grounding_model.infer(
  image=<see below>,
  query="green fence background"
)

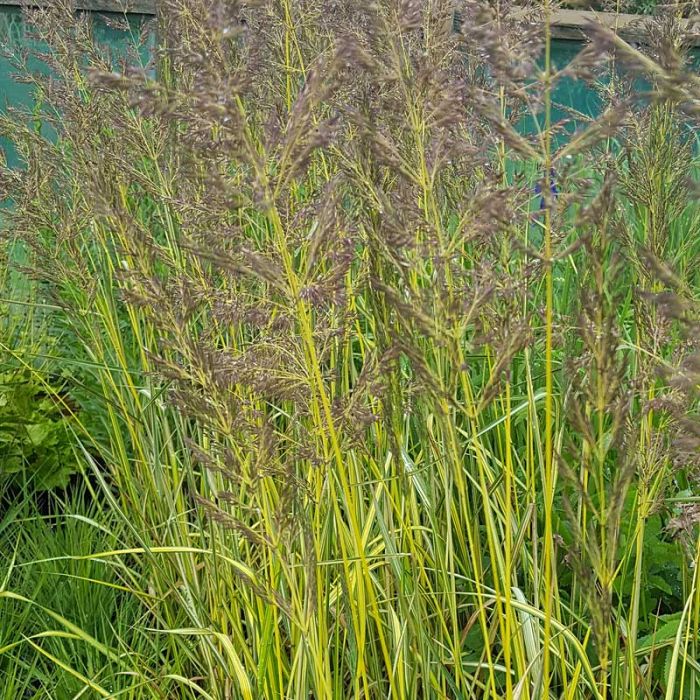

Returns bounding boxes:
[0,7,696,167]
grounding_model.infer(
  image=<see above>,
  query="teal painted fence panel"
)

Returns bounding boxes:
[0,7,151,167]
[0,7,696,167]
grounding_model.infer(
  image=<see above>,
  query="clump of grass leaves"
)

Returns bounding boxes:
[0,1,699,698]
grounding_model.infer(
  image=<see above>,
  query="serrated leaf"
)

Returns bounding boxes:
[637,614,682,652]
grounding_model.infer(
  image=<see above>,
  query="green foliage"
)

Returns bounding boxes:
[0,371,80,490]
[615,508,685,612]
[0,487,167,699]
[631,0,658,12]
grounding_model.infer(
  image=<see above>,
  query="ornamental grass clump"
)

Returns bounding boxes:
[0,1,698,698]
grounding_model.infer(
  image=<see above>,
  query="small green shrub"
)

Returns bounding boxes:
[0,371,80,490]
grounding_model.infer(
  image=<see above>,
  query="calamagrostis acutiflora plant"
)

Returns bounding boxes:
[0,0,698,698]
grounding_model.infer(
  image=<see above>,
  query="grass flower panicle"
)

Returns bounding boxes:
[0,1,698,698]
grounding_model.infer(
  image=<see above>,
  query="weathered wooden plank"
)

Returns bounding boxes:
[552,8,644,30]
[0,1,155,13]
[511,8,697,46]
[549,8,651,42]
[0,5,696,46]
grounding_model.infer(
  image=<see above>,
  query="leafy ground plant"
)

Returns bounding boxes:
[0,370,79,490]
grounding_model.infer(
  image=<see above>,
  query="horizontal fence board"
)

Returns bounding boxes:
[551,10,649,42]
[0,1,155,12]
[551,8,645,30]
[515,8,698,45]
[0,4,697,45]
